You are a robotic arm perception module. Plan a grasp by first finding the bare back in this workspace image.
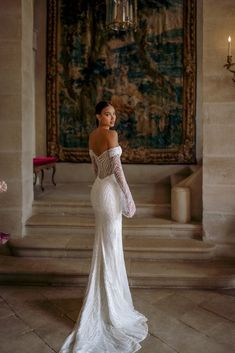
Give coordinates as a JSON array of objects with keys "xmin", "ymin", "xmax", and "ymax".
[{"xmin": 89, "ymin": 128, "xmax": 118, "ymax": 156}]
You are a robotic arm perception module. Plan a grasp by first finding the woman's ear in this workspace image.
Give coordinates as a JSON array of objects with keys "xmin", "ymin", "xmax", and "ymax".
[{"xmin": 96, "ymin": 114, "xmax": 100, "ymax": 127}]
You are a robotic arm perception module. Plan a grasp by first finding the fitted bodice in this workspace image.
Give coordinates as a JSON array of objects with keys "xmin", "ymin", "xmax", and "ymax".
[{"xmin": 89, "ymin": 146, "xmax": 122, "ymax": 179}]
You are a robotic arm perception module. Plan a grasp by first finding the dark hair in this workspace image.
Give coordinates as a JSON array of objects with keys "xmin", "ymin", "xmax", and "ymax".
[
  {"xmin": 95, "ymin": 101, "xmax": 110, "ymax": 115},
  {"xmin": 95, "ymin": 101, "xmax": 111, "ymax": 127}
]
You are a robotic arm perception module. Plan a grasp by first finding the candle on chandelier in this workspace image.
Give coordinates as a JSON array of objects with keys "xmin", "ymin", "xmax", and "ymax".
[{"xmin": 228, "ymin": 36, "xmax": 232, "ymax": 56}]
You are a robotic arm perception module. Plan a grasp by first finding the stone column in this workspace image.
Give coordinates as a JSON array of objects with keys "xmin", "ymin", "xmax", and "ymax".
[
  {"xmin": 203, "ymin": 0, "xmax": 235, "ymax": 256},
  {"xmin": 0, "ymin": 0, "xmax": 35, "ymax": 238}
]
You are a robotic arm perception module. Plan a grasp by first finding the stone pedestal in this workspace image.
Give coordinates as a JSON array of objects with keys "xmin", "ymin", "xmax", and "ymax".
[{"xmin": 171, "ymin": 187, "xmax": 191, "ymax": 224}]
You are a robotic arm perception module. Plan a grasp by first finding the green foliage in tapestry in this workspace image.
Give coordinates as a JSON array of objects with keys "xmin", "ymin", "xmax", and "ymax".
[{"xmin": 57, "ymin": 0, "xmax": 184, "ymax": 150}]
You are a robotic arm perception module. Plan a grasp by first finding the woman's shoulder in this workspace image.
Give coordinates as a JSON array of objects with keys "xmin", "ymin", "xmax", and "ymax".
[
  {"xmin": 106, "ymin": 130, "xmax": 118, "ymax": 148},
  {"xmin": 107, "ymin": 129, "xmax": 118, "ymax": 136}
]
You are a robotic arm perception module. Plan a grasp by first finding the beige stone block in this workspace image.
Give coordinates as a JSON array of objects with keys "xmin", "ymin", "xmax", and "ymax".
[
  {"xmin": 203, "ymin": 75, "xmax": 235, "ymax": 103},
  {"xmin": 0, "ymin": 179, "xmax": 22, "ymax": 207},
  {"xmin": 1, "ymin": 331, "xmax": 55, "ymax": 353},
  {"xmin": 215, "ymin": 242, "xmax": 235, "ymax": 257},
  {"xmin": 22, "ymin": 189, "xmax": 33, "ymax": 225},
  {"xmin": 0, "ymin": 285, "xmax": 45, "ymax": 305},
  {"xmin": 203, "ymin": 17, "xmax": 235, "ymax": 52},
  {"xmin": 203, "ymin": 76, "xmax": 234, "ymax": 102},
  {"xmin": 0, "ymin": 209, "xmax": 23, "ymax": 237},
  {"xmin": 0, "ymin": 43, "xmax": 21, "ymax": 71},
  {"xmin": 65, "ymin": 309, "xmax": 80, "ymax": 322},
  {"xmin": 176, "ymin": 289, "xmax": 221, "ymax": 305},
  {"xmin": 203, "ymin": 185, "xmax": 235, "ymax": 213},
  {"xmin": 22, "ymin": 118, "xmax": 35, "ymax": 153},
  {"xmin": 206, "ymin": 320, "xmax": 235, "ymax": 349},
  {"xmin": 22, "ymin": 0, "xmax": 33, "ymax": 37},
  {"xmin": 0, "ymin": 94, "xmax": 21, "ymax": 122},
  {"xmin": 134, "ymin": 297, "xmax": 226, "ymax": 353},
  {"xmin": 22, "ymin": 176, "xmax": 34, "ymax": 202},
  {"xmin": 40, "ymin": 286, "xmax": 85, "ymax": 301},
  {"xmin": 22, "ymin": 32, "xmax": 33, "ymax": 59},
  {"xmin": 35, "ymin": 316, "xmax": 72, "ymax": 352},
  {"xmin": 22, "ymin": 69, "xmax": 34, "ymax": 98},
  {"xmin": 203, "ymin": 49, "xmax": 231, "ymax": 77},
  {"xmin": 0, "ymin": 121, "xmax": 21, "ymax": 151},
  {"xmin": 56, "ymin": 163, "xmax": 94, "ymax": 183},
  {"xmin": 22, "ymin": 149, "xmax": 34, "ymax": 170},
  {"xmin": 203, "ymin": 124, "xmax": 235, "ymax": 156},
  {"xmin": 204, "ymin": 157, "xmax": 235, "ymax": 185},
  {"xmin": 52, "ymin": 297, "xmax": 83, "ymax": 315},
  {"xmin": 203, "ymin": 212, "xmax": 235, "ymax": 242},
  {"xmin": 44, "ymin": 258, "xmax": 90, "ymax": 275},
  {"xmin": 0, "ymin": 313, "xmax": 30, "ymax": 337},
  {"xmin": 0, "ymin": 301, "xmax": 14, "ymax": 319},
  {"xmin": 22, "ymin": 166, "xmax": 34, "ymax": 187},
  {"xmin": 132, "ymin": 288, "xmax": 174, "ymax": 305},
  {"xmin": 141, "ymin": 334, "xmax": 176, "ymax": 353},
  {"xmin": 200, "ymin": 293, "xmax": 235, "ymax": 322},
  {"xmin": 203, "ymin": 102, "xmax": 235, "ymax": 125},
  {"xmin": 203, "ymin": 0, "xmax": 235, "ymax": 19},
  {"xmin": 0, "ymin": 15, "xmax": 21, "ymax": 40},
  {"xmin": 181, "ymin": 307, "xmax": 227, "ymax": 334},
  {"xmin": 0, "ymin": 0, "xmax": 21, "ymax": 16},
  {"xmin": 0, "ymin": 67, "xmax": 21, "ymax": 95},
  {"xmin": 0, "ymin": 151, "xmax": 22, "ymax": 180},
  {"xmin": 22, "ymin": 48, "xmax": 34, "ymax": 74},
  {"xmin": 13, "ymin": 297, "xmax": 71, "ymax": 331},
  {"xmin": 154, "ymin": 292, "xmax": 197, "ymax": 319}
]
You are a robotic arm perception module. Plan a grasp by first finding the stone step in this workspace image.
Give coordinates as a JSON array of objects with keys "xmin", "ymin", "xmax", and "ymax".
[
  {"xmin": 32, "ymin": 200, "xmax": 171, "ymax": 218},
  {"xmin": 9, "ymin": 236, "xmax": 215, "ymax": 260},
  {"xmin": 25, "ymin": 214, "xmax": 202, "ymax": 239},
  {"xmin": 33, "ymin": 182, "xmax": 171, "ymax": 218},
  {"xmin": 0, "ymin": 254, "xmax": 235, "ymax": 288}
]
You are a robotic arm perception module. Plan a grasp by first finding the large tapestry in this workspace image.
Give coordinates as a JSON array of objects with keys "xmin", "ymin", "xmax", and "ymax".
[{"xmin": 47, "ymin": 0, "xmax": 196, "ymax": 163}]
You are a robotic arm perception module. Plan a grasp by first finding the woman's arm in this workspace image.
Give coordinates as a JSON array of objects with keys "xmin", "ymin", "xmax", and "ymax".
[
  {"xmin": 110, "ymin": 154, "xmax": 136, "ymax": 218},
  {"xmin": 108, "ymin": 131, "xmax": 136, "ymax": 218},
  {"xmin": 89, "ymin": 133, "xmax": 98, "ymax": 177}
]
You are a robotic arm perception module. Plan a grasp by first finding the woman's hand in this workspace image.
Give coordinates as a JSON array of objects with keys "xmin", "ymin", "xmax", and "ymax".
[{"xmin": 122, "ymin": 196, "xmax": 136, "ymax": 218}]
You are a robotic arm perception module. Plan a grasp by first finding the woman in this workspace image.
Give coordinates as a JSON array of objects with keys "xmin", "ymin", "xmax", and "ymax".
[{"xmin": 59, "ymin": 101, "xmax": 148, "ymax": 353}]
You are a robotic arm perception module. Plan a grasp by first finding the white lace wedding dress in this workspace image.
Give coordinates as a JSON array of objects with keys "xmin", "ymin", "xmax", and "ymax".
[{"xmin": 59, "ymin": 146, "xmax": 148, "ymax": 353}]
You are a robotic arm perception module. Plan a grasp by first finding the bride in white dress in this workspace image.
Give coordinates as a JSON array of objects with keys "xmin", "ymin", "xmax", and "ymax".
[{"xmin": 59, "ymin": 101, "xmax": 148, "ymax": 353}]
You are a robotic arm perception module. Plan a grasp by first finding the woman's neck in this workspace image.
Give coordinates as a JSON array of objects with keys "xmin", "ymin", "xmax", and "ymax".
[{"xmin": 98, "ymin": 125, "xmax": 110, "ymax": 130}]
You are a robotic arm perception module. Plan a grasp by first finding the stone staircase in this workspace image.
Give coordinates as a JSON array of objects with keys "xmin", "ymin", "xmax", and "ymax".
[
  {"xmin": 24, "ymin": 214, "xmax": 202, "ymax": 239},
  {"xmin": 2, "ymin": 182, "xmax": 235, "ymax": 288}
]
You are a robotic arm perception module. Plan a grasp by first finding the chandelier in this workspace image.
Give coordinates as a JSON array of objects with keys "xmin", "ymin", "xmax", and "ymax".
[{"xmin": 106, "ymin": 0, "xmax": 137, "ymax": 31}]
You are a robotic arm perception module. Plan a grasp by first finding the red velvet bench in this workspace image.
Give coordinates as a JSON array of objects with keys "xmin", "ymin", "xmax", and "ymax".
[{"xmin": 33, "ymin": 156, "xmax": 57, "ymax": 191}]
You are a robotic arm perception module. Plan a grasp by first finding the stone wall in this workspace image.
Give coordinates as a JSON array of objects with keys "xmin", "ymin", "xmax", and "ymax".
[
  {"xmin": 0, "ymin": 0, "xmax": 34, "ymax": 237},
  {"xmin": 203, "ymin": 0, "xmax": 235, "ymax": 255}
]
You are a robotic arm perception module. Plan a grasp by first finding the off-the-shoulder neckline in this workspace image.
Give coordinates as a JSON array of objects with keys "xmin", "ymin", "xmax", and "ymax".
[{"xmin": 89, "ymin": 146, "xmax": 121, "ymax": 158}]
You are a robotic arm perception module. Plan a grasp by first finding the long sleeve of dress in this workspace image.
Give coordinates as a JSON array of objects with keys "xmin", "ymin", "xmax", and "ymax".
[
  {"xmin": 90, "ymin": 153, "xmax": 98, "ymax": 177},
  {"xmin": 110, "ymin": 154, "xmax": 136, "ymax": 218}
]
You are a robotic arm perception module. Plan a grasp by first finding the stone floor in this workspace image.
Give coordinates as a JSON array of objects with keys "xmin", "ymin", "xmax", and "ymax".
[{"xmin": 0, "ymin": 285, "xmax": 235, "ymax": 353}]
